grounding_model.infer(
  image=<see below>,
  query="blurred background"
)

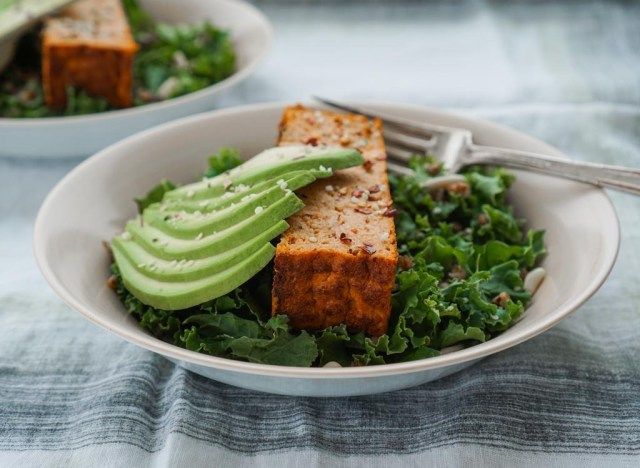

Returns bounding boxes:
[223,0,640,167]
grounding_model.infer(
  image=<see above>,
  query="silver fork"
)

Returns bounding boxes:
[314,97,640,196]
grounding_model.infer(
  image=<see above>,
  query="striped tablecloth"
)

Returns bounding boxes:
[1,1,639,466]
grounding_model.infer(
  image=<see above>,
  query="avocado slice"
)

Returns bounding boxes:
[113,242,276,310]
[165,146,361,202]
[125,191,304,260]
[112,220,289,282]
[143,172,316,238]
[112,145,363,310]
[150,170,314,215]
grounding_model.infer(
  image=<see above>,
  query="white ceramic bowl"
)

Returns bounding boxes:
[0,0,272,159]
[34,101,620,397]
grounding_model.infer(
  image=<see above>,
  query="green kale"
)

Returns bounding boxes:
[111,153,546,367]
[204,147,243,177]
[135,179,176,213]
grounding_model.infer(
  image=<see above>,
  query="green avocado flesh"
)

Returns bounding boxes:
[112,145,363,310]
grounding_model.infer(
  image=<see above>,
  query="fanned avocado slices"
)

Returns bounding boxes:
[111,145,363,310]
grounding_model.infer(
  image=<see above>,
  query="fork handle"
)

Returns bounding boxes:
[470,144,640,196]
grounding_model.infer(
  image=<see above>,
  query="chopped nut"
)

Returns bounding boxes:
[340,135,351,146]
[492,292,511,308]
[339,233,352,245]
[426,162,442,176]
[351,189,364,198]
[355,207,373,215]
[398,255,414,270]
[338,187,348,195]
[368,184,381,193]
[360,243,377,255]
[305,136,319,146]
[106,275,118,291]
[363,160,374,172]
[447,181,470,197]
[383,207,397,217]
[449,264,467,280]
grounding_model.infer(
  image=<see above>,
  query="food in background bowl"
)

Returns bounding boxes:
[0,0,236,117]
[107,105,547,367]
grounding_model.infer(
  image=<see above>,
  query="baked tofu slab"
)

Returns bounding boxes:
[42,0,138,108]
[272,105,398,336]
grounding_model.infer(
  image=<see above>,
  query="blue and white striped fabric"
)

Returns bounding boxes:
[1,1,639,466]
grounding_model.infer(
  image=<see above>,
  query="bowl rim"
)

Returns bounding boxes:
[33,100,621,379]
[0,0,273,127]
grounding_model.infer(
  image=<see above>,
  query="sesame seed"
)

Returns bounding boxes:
[195,232,203,241]
[254,206,264,214]
[325,185,334,192]
[380,232,389,241]
[137,263,146,268]
[121,232,132,240]
[309,236,318,243]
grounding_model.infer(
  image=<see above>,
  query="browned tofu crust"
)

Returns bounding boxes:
[42,0,138,108]
[272,105,398,336]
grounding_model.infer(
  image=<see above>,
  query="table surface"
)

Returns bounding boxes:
[1,1,640,466]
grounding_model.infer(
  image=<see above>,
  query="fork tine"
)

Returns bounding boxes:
[385,147,413,163]
[386,161,415,177]
[384,129,436,153]
[313,96,459,140]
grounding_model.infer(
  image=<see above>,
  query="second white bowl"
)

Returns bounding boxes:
[0,0,272,159]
